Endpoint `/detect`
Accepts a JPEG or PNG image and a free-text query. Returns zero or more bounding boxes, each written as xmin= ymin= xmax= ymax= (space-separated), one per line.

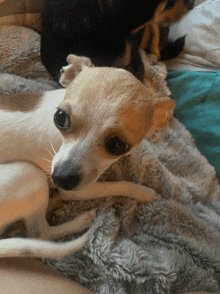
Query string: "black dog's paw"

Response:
xmin=160 ymin=35 xmax=186 ymax=61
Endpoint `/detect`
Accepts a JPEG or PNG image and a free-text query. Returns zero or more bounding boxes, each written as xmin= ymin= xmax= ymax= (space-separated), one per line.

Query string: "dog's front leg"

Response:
xmin=59 ymin=181 xmax=158 ymax=202
xmin=46 ymin=202 xmax=97 ymax=240
xmin=0 ymin=162 xmax=53 ymax=239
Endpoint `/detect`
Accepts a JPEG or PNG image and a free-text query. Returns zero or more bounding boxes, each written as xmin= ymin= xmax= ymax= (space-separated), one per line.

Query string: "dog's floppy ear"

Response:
xmin=149 ymin=97 xmax=176 ymax=131
xmin=59 ymin=54 xmax=94 ymax=88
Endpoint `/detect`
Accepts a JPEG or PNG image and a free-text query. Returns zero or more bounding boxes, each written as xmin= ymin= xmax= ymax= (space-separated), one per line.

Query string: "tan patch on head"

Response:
xmin=60 ymin=66 xmax=156 ymax=149
xmin=0 ymin=93 xmax=43 ymax=112
xmin=119 ymin=104 xmax=154 ymax=146
xmin=61 ymin=67 xmax=176 ymax=140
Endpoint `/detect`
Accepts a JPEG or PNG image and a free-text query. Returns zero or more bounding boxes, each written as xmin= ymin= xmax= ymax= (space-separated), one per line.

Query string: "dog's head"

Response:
xmin=52 ymin=54 xmax=176 ymax=191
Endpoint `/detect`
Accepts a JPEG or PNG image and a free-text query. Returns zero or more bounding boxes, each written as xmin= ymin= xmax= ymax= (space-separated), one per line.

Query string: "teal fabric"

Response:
xmin=167 ymin=70 xmax=220 ymax=180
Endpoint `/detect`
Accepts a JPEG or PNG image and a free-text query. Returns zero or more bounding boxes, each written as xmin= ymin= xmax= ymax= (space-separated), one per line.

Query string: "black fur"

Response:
xmin=160 ymin=35 xmax=187 ymax=61
xmin=41 ymin=0 xmax=195 ymax=81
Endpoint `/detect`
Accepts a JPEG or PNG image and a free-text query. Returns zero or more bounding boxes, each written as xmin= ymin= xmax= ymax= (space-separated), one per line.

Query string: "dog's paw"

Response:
xmin=74 ymin=208 xmax=97 ymax=231
xmin=134 ymin=184 xmax=159 ymax=203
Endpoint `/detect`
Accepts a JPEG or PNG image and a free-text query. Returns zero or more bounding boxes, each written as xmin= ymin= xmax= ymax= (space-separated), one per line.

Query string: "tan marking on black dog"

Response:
xmin=134 ymin=0 xmax=188 ymax=59
xmin=113 ymin=44 xmax=132 ymax=68
xmin=155 ymin=0 xmax=188 ymax=24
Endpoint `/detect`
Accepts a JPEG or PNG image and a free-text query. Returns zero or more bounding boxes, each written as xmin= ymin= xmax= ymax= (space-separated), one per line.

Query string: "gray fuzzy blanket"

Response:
xmin=46 ymin=119 xmax=220 ymax=294
xmin=1 ymin=25 xmax=220 ymax=294
xmin=0 ymin=25 xmax=60 ymax=93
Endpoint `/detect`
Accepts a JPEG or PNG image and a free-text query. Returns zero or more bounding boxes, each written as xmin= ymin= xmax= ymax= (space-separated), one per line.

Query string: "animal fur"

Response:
xmin=41 ymin=0 xmax=195 ymax=81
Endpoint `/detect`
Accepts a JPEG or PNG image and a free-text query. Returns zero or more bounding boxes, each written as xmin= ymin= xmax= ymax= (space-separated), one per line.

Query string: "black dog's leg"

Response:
xmin=160 ymin=35 xmax=186 ymax=61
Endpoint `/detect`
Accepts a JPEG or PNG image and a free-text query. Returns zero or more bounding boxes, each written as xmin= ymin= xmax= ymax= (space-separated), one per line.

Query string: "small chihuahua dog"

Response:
xmin=0 ymin=52 xmax=176 ymax=259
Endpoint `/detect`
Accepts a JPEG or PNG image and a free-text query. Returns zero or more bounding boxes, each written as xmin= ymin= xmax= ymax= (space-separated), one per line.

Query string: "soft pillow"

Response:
xmin=0 ymin=0 xmax=43 ymax=31
xmin=165 ymin=0 xmax=220 ymax=72
xmin=0 ymin=26 xmax=60 ymax=94
xmin=167 ymin=70 xmax=220 ymax=180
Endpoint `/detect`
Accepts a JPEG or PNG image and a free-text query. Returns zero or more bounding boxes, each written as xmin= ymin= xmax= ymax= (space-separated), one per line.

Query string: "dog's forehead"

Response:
xmin=69 ymin=67 xmax=134 ymax=92
xmin=64 ymin=67 xmax=151 ymax=107
xmin=58 ymin=67 xmax=155 ymax=146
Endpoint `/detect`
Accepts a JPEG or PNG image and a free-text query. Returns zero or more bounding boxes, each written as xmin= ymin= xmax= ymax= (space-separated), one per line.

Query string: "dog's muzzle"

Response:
xmin=52 ymin=166 xmax=81 ymax=191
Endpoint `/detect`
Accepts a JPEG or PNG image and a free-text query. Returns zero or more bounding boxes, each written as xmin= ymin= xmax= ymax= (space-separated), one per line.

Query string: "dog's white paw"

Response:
xmin=134 ymin=184 xmax=159 ymax=202
xmin=74 ymin=208 xmax=97 ymax=231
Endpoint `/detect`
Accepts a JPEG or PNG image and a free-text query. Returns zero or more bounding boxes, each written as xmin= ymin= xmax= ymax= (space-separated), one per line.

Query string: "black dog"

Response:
xmin=41 ymin=0 xmax=194 ymax=82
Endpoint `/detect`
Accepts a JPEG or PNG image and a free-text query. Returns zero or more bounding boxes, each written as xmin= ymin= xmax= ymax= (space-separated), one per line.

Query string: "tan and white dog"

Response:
xmin=0 ymin=53 xmax=176 ymax=259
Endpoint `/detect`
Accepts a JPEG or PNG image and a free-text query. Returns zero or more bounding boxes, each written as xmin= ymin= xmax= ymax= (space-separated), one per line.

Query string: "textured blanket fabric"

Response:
xmin=0 ymin=25 xmax=60 ymax=93
xmin=46 ymin=117 xmax=220 ymax=294
xmin=1 ymin=25 xmax=220 ymax=294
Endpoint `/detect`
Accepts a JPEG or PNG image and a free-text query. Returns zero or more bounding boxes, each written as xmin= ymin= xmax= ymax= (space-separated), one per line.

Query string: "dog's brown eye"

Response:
xmin=54 ymin=108 xmax=70 ymax=130
xmin=105 ymin=136 xmax=130 ymax=156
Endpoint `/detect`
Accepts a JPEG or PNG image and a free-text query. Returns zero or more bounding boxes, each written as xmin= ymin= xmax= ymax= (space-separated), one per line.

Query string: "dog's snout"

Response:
xmin=52 ymin=166 xmax=81 ymax=191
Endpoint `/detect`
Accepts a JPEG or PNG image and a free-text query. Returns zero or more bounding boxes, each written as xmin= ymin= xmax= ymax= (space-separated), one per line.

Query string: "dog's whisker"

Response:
xmin=38 ymin=156 xmax=52 ymax=163
xmin=50 ymin=142 xmax=57 ymax=155
xmin=43 ymin=145 xmax=53 ymax=157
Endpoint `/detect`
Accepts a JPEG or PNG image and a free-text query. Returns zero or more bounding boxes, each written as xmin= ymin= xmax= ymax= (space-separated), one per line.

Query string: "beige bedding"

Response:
xmin=0 ymin=0 xmax=43 ymax=31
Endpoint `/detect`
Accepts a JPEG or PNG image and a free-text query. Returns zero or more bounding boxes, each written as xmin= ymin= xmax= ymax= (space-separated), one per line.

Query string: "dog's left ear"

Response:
xmin=149 ymin=97 xmax=176 ymax=131
xmin=59 ymin=54 xmax=94 ymax=88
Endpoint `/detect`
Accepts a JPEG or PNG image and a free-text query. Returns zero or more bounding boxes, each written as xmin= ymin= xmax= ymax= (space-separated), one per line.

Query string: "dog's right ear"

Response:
xmin=59 ymin=54 xmax=94 ymax=88
xmin=149 ymin=97 xmax=177 ymax=131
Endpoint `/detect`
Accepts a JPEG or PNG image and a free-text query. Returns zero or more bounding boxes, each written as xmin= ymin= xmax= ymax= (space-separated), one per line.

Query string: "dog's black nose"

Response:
xmin=52 ymin=167 xmax=81 ymax=191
